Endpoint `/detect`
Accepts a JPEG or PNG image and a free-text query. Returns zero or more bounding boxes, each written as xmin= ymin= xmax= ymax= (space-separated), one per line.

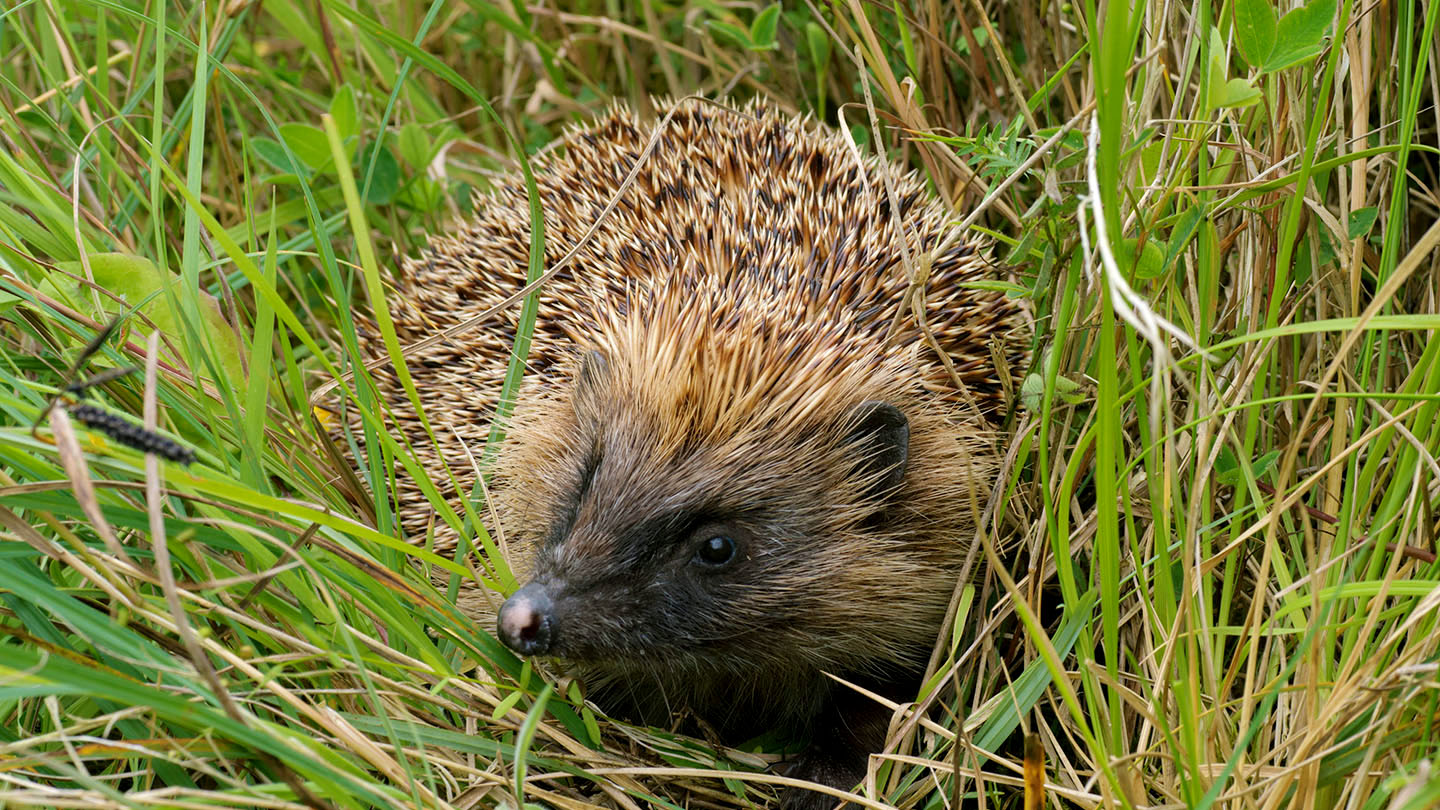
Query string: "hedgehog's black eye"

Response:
xmin=694 ymin=535 xmax=737 ymax=567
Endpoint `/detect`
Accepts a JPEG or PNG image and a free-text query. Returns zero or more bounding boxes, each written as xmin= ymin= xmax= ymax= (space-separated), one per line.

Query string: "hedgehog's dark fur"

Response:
xmin=357 ymin=98 xmax=1028 ymax=809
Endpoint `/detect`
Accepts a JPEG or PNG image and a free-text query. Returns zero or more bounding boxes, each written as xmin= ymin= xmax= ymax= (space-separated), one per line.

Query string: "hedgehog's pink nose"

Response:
xmin=497 ymin=582 xmax=555 ymax=656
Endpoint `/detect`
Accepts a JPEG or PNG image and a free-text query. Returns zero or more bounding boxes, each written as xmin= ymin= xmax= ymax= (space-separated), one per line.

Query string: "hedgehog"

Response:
xmin=353 ymin=97 xmax=1028 ymax=809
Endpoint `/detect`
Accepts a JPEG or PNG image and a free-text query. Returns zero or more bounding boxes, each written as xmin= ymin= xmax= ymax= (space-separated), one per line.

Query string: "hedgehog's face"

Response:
xmin=494 ymin=350 xmax=913 ymax=675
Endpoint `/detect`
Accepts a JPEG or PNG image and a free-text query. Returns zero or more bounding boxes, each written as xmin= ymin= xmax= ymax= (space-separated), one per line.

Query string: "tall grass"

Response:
xmin=1 ymin=1 xmax=1438 ymax=808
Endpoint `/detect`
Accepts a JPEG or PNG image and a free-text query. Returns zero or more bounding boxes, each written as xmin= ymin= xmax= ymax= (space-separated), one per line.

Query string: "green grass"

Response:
xmin=2 ymin=1 xmax=1439 ymax=808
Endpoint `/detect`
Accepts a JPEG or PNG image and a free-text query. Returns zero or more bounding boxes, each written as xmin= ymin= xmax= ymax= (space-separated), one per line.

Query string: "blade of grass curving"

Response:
xmin=321 ymin=110 xmax=455 ymax=805
xmin=240 ymin=205 xmax=280 ymax=489
xmin=972 ymin=590 xmax=1095 ymax=752
xmin=512 ymin=682 xmax=554 ymax=806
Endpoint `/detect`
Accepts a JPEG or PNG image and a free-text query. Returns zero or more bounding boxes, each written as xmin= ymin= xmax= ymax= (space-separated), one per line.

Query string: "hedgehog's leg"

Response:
xmin=778 ymin=690 xmax=892 ymax=810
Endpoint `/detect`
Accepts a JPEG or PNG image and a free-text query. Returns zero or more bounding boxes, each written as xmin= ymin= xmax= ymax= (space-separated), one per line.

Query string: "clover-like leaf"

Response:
xmin=279 ymin=123 xmax=333 ymax=172
xmin=1210 ymin=76 xmax=1263 ymax=109
xmin=1347 ymin=207 xmax=1379 ymax=240
xmin=1262 ymin=0 xmax=1336 ymax=72
xmin=1207 ymin=29 xmax=1263 ymax=110
xmin=1122 ymin=237 xmax=1169 ymax=280
xmin=1234 ymin=0 xmax=1278 ymax=67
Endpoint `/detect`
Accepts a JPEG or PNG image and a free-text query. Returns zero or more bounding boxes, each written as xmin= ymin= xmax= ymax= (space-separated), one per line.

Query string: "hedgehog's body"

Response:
xmin=361 ymin=99 xmax=1026 ymax=808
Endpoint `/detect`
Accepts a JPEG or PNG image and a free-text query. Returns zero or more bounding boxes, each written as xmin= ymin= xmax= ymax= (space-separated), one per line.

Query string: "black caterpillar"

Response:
xmin=66 ymin=401 xmax=198 ymax=466
xmin=43 ymin=318 xmax=199 ymax=466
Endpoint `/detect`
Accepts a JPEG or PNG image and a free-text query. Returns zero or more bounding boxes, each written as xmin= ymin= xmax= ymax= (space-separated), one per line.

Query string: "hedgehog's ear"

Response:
xmin=844 ymin=401 xmax=909 ymax=498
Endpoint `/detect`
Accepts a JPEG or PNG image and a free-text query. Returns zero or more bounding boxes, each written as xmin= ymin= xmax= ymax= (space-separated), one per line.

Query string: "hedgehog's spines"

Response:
xmin=357 ymin=93 xmax=1027 ymax=561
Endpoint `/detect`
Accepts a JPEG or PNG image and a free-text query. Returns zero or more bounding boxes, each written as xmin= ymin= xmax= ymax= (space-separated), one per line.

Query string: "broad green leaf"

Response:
xmin=260 ymin=0 xmax=327 ymax=66
xmin=360 ymin=142 xmax=401 ymax=205
xmin=1215 ymin=449 xmax=1280 ymax=486
xmin=491 ymin=689 xmax=523 ymax=721
xmin=397 ymin=122 xmax=433 ymax=169
xmin=1139 ymin=142 xmax=1164 ymax=187
xmin=248 ymin=136 xmax=300 ymax=174
xmin=1206 ymin=28 xmax=1261 ymax=110
xmin=1250 ymin=449 xmax=1281 ymax=480
xmin=1262 ymin=40 xmax=1326 ymax=73
xmin=1234 ymin=0 xmax=1278 ymax=67
xmin=278 ymin=123 xmax=333 ymax=171
xmin=1021 ymin=372 xmax=1086 ymax=411
xmin=1212 ymin=77 xmax=1263 ymax=109
xmin=399 ymin=178 xmax=445 ymax=212
xmin=1121 ymin=236 xmax=1167 ymax=279
xmin=749 ymin=4 xmax=781 ymax=50
xmin=959 ymin=279 xmax=1032 ymax=297
xmin=54 ymin=253 xmax=246 ymax=384
xmin=1347 ymin=206 xmax=1379 ymax=239
xmin=805 ymin=20 xmax=831 ymax=110
xmin=1263 ymin=0 xmax=1337 ymax=72
xmin=1215 ymin=446 xmax=1240 ymax=484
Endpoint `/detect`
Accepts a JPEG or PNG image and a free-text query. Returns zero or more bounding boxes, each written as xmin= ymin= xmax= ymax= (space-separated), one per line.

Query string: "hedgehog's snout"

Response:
xmin=498 ymin=582 xmax=555 ymax=656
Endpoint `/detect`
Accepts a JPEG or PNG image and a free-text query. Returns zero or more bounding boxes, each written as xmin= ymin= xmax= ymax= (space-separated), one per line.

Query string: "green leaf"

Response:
xmin=1207 ymin=28 xmax=1255 ymax=110
xmin=1215 ymin=446 xmax=1240 ymax=485
xmin=959 ymin=280 xmax=1032 ymax=297
xmin=805 ymin=21 xmax=831 ymax=111
xmin=805 ymin=21 xmax=831 ymax=70
xmin=1250 ymin=450 xmax=1281 ymax=480
xmin=55 ymin=254 xmax=246 ymax=384
xmin=512 ymin=684 xmax=552 ymax=804
xmin=278 ymin=123 xmax=333 ymax=171
xmin=491 ymin=689 xmax=523 ymax=722
xmin=1233 ymin=0 xmax=1277 ymax=67
xmin=399 ymin=177 xmax=445 ymax=212
xmin=1216 ymin=448 xmax=1281 ymax=486
xmin=359 ymin=142 xmax=400 ymax=205
xmin=1021 ymin=372 xmax=1085 ymax=410
xmin=749 ymin=4 xmax=781 ymax=50
xmin=1163 ymin=204 xmax=1206 ymax=274
xmin=329 ymin=85 xmax=358 ymax=142
xmin=1262 ymin=39 xmax=1325 ymax=73
xmin=249 ymin=137 xmax=299 ymax=174
xmin=1262 ymin=0 xmax=1336 ymax=72
xmin=707 ymin=20 xmax=752 ymax=50
xmin=1211 ymin=76 xmax=1263 ymax=109
xmin=397 ymin=122 xmax=433 ymax=169
xmin=259 ymin=0 xmax=327 ymax=68
xmin=1347 ymin=206 xmax=1379 ymax=240
xmin=1120 ymin=236 xmax=1167 ymax=279
xmin=1204 ymin=26 xmax=1260 ymax=110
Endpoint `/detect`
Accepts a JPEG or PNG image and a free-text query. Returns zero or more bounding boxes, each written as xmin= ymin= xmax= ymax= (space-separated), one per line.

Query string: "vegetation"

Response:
xmin=1 ymin=0 xmax=1438 ymax=808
